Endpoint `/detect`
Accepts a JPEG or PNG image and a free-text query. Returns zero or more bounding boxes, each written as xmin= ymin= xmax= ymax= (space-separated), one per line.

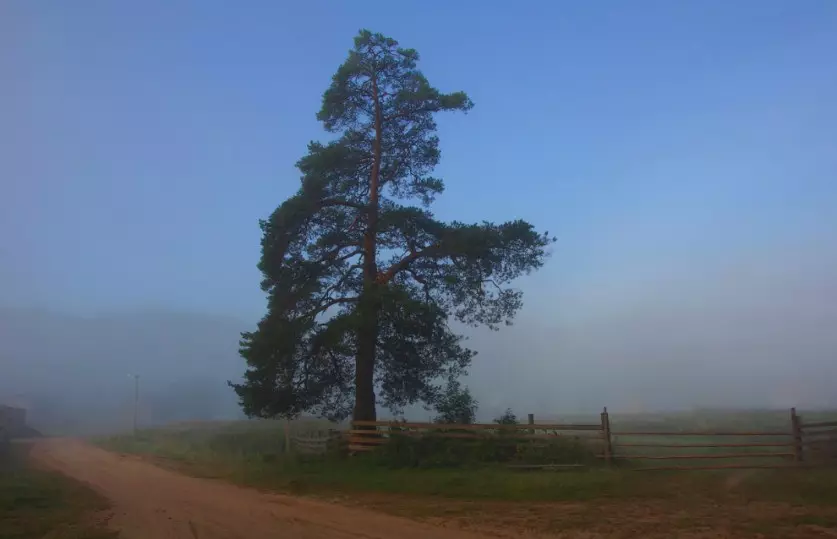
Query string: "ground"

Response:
xmin=34 ymin=433 xmax=837 ymax=538
xmin=32 ymin=438 xmax=485 ymax=539
xmin=0 ymin=440 xmax=116 ymax=539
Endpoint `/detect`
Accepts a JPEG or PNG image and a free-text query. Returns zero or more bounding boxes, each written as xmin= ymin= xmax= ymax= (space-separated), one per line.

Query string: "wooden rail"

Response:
xmin=801 ymin=420 xmax=837 ymax=429
xmin=616 ymin=442 xmax=792 ymax=448
xmin=622 ymin=452 xmax=795 ymax=460
xmin=351 ymin=421 xmax=601 ymax=431
xmin=612 ymin=431 xmax=791 ymax=436
xmin=637 ymin=463 xmax=799 ymax=471
xmin=801 ymin=429 xmax=837 ymax=439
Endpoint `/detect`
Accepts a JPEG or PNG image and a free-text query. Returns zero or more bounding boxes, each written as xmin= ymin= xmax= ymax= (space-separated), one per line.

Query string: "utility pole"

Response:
xmin=131 ymin=374 xmax=140 ymax=436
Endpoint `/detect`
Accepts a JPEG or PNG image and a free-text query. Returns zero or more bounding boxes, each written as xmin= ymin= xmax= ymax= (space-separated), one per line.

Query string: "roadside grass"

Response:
xmin=95 ymin=422 xmax=837 ymax=505
xmin=0 ymin=442 xmax=117 ymax=539
xmin=94 ymin=416 xmax=837 ymax=538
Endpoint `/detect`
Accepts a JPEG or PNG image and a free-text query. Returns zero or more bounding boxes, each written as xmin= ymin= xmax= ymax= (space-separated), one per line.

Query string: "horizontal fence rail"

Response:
xmin=800 ymin=420 xmax=837 ymax=429
xmin=351 ymin=421 xmax=602 ymax=430
xmin=611 ymin=431 xmax=792 ymax=436
xmin=615 ymin=442 xmax=793 ymax=448
xmin=623 ymin=452 xmax=795 ymax=460
xmin=633 ymin=463 xmax=800 ymax=472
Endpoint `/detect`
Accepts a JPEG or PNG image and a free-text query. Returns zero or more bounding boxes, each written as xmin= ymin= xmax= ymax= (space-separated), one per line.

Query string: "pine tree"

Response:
xmin=231 ymin=30 xmax=554 ymax=423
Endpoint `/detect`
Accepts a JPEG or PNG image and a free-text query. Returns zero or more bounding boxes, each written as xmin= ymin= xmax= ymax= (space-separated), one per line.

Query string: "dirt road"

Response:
xmin=32 ymin=439 xmax=502 ymax=539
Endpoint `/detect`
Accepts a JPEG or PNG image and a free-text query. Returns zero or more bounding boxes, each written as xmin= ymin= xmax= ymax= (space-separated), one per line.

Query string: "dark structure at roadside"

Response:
xmin=0 ymin=404 xmax=40 ymax=439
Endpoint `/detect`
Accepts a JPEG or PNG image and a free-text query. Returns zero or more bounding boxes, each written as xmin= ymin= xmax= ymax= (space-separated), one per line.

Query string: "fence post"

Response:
xmin=601 ymin=407 xmax=612 ymax=466
xmin=528 ymin=413 xmax=535 ymax=435
xmin=791 ymin=407 xmax=803 ymax=464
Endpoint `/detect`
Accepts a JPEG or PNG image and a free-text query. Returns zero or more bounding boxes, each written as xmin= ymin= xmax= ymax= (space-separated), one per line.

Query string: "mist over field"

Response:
xmin=0 ymin=309 xmax=245 ymax=434
xmin=2 ymin=239 xmax=835 ymax=434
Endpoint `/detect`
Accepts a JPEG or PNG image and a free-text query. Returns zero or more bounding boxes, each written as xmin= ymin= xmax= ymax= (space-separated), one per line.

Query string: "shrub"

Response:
xmin=433 ymin=380 xmax=478 ymax=425
xmin=494 ymin=408 xmax=519 ymax=425
xmin=373 ymin=432 xmax=598 ymax=469
xmin=374 ymin=433 xmax=472 ymax=468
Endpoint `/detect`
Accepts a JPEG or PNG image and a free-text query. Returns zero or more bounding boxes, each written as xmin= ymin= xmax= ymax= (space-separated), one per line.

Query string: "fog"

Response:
xmin=2 ymin=242 xmax=835 ymax=434
xmin=466 ymin=246 xmax=837 ymax=417
xmin=0 ymin=309 xmax=245 ymax=434
xmin=3 ymin=3 xmax=836 ymax=434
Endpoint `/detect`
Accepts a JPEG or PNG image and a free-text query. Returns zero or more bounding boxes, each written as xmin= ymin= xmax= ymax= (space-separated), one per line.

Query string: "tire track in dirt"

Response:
xmin=33 ymin=438 xmax=518 ymax=539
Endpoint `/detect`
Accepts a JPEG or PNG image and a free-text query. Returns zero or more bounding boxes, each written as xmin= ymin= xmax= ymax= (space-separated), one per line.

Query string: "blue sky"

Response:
xmin=2 ymin=0 xmax=836 ymax=323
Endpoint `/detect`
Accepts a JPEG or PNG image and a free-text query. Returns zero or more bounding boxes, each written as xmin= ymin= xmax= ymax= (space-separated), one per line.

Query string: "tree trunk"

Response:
xmin=353 ymin=222 xmax=379 ymax=423
xmin=353 ymin=72 xmax=383 ymax=424
xmin=353 ymin=291 xmax=378 ymax=423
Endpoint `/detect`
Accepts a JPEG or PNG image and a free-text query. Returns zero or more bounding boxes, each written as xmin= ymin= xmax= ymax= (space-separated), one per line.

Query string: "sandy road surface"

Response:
xmin=32 ymin=439 xmax=500 ymax=539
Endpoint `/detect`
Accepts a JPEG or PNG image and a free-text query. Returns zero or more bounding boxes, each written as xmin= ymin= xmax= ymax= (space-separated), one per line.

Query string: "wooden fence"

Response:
xmin=609 ymin=408 xmax=797 ymax=471
xmin=349 ymin=415 xmax=603 ymax=467
xmin=349 ymin=408 xmax=837 ymax=471
xmin=800 ymin=415 xmax=837 ymax=465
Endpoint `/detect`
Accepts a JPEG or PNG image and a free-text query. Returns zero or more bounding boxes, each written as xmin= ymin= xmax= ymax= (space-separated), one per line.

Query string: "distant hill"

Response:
xmin=0 ymin=308 xmax=250 ymax=435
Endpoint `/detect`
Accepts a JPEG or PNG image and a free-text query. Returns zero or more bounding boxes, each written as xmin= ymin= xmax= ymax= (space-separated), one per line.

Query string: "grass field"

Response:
xmin=94 ymin=412 xmax=837 ymax=538
xmin=0 ymin=441 xmax=117 ymax=539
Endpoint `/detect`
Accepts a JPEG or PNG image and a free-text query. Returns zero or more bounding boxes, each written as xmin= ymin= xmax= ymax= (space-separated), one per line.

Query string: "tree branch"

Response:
xmin=377 ymin=244 xmax=442 ymax=284
xmin=407 ymin=267 xmax=432 ymax=303
xmin=321 ymin=198 xmax=365 ymax=210
xmin=333 ymin=249 xmax=363 ymax=264
xmin=322 ymin=263 xmax=362 ymax=299
xmin=301 ymin=296 xmax=358 ymax=320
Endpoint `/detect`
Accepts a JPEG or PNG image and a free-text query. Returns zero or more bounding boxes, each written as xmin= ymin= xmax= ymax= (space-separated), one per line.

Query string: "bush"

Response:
xmin=494 ymin=408 xmax=519 ymax=425
xmin=374 ymin=433 xmax=471 ymax=468
xmin=373 ymin=432 xmax=598 ymax=469
xmin=433 ymin=381 xmax=478 ymax=425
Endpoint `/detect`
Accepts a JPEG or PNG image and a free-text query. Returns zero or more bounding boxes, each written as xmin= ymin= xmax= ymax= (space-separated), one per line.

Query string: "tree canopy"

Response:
xmin=231 ymin=30 xmax=554 ymax=422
